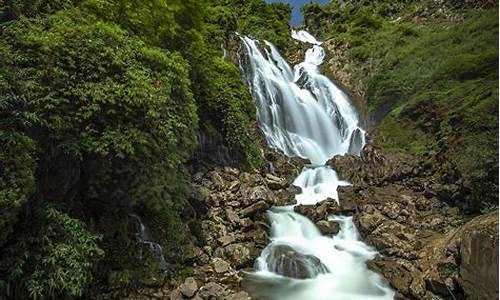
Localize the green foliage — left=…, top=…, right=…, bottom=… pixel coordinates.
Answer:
left=0, top=205, right=103, bottom=299
left=369, top=10, right=499, bottom=208
left=3, top=11, right=197, bottom=162
left=0, top=0, right=79, bottom=22
left=196, top=56, right=262, bottom=168
left=374, top=109, right=431, bottom=156
left=208, top=0, right=291, bottom=49
left=0, top=131, right=36, bottom=246
left=233, top=0, right=291, bottom=49
left=0, top=7, right=198, bottom=296
left=83, top=0, right=206, bottom=51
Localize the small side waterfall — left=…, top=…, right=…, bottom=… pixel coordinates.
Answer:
left=129, top=214, right=167, bottom=270
left=241, top=31, right=394, bottom=300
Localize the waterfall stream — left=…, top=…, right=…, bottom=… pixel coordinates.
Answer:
left=240, top=31, right=394, bottom=300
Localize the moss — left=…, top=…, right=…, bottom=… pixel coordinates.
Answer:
left=374, top=110, right=432, bottom=156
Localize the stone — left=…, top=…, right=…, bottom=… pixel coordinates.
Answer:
left=168, top=288, right=182, bottom=300
left=240, top=200, right=269, bottom=217
left=224, top=166, right=240, bottom=177
left=265, top=245, right=329, bottom=279
left=198, top=282, right=227, bottom=299
left=212, top=258, right=232, bottom=274
left=265, top=173, right=287, bottom=190
left=367, top=257, right=415, bottom=295
left=224, top=243, right=255, bottom=268
left=210, top=171, right=225, bottom=191
left=180, top=277, right=198, bottom=298
left=218, top=235, right=236, bottom=247
left=226, top=291, right=251, bottom=300
left=228, top=181, right=240, bottom=193
left=248, top=185, right=273, bottom=203
left=356, top=211, right=384, bottom=236
left=457, top=213, right=498, bottom=300
left=225, top=208, right=240, bottom=225
left=316, top=220, right=340, bottom=235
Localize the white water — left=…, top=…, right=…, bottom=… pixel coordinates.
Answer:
left=241, top=32, right=394, bottom=300
left=129, top=214, right=167, bottom=270
left=292, top=29, right=323, bottom=45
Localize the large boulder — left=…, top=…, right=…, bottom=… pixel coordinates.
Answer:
left=456, top=212, right=498, bottom=300
left=264, top=244, right=329, bottom=279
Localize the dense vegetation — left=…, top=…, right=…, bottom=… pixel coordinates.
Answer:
left=303, top=0, right=498, bottom=212
left=0, top=0, right=291, bottom=298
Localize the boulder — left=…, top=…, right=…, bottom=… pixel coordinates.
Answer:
left=265, top=174, right=287, bottom=190
left=197, top=282, right=228, bottom=299
left=226, top=291, right=251, bottom=300
left=316, top=220, right=340, bottom=235
left=265, top=244, right=329, bottom=279
left=240, top=201, right=269, bottom=217
left=355, top=210, right=385, bottom=236
left=457, top=213, right=498, bottom=300
left=224, top=242, right=256, bottom=268
left=212, top=258, right=232, bottom=274
left=180, top=277, right=198, bottom=298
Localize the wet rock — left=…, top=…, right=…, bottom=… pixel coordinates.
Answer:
left=180, top=277, right=198, bottom=298
left=316, top=220, right=340, bottom=235
left=265, top=244, right=329, bottom=279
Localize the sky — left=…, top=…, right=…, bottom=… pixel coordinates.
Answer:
left=266, top=0, right=330, bottom=26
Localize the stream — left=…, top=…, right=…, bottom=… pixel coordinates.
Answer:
left=240, top=31, right=394, bottom=300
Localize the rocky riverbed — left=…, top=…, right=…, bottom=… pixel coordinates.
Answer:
left=97, top=144, right=498, bottom=300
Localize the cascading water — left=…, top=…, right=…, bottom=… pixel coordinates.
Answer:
left=240, top=31, right=394, bottom=300
left=129, top=214, right=167, bottom=270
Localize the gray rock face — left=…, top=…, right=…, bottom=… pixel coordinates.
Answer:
left=265, top=245, right=329, bottom=279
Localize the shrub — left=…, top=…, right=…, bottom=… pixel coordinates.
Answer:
left=0, top=205, right=103, bottom=299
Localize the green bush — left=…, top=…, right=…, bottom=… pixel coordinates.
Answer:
left=0, top=205, right=103, bottom=299
left=83, top=0, right=206, bottom=51
left=1, top=8, right=198, bottom=182
left=198, top=57, right=262, bottom=168
left=0, top=0, right=79, bottom=22
left=0, top=131, right=36, bottom=246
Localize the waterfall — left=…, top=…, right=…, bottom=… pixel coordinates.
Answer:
left=129, top=214, right=167, bottom=270
left=240, top=31, right=394, bottom=300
